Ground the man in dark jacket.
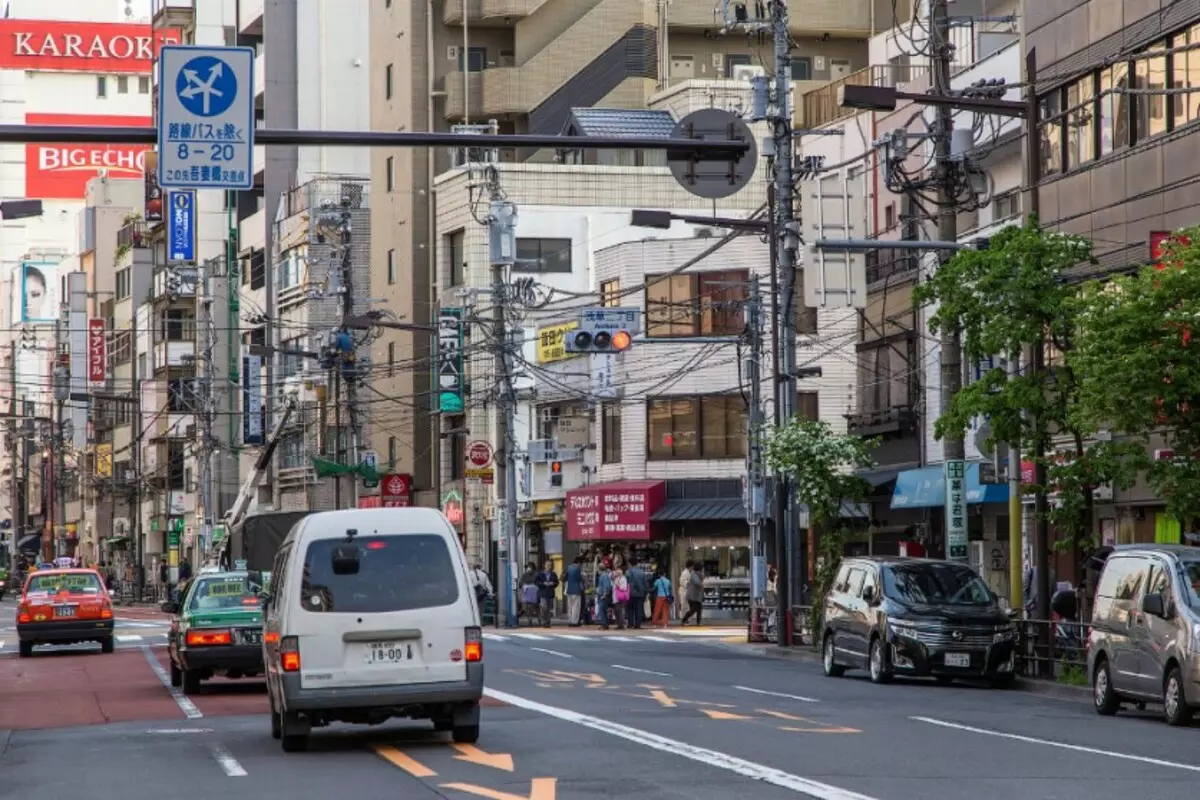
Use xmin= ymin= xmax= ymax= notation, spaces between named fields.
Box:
xmin=625 ymin=558 xmax=648 ymax=629
xmin=534 ymin=559 xmax=559 ymax=628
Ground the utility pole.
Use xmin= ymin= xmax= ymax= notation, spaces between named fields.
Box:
xmin=931 ymin=0 xmax=967 ymax=564
xmin=745 ymin=279 xmax=768 ymax=628
xmin=489 ymin=181 xmax=519 ymax=630
xmin=338 ymin=211 xmax=360 ymax=510
xmin=7 ymin=342 xmax=15 ymax=574
xmin=197 ymin=257 xmax=218 ymax=562
xmin=52 ymin=325 xmax=68 ymax=560
xmin=770 ymin=0 xmax=801 ymax=643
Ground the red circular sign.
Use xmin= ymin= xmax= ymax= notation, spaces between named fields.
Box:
xmin=383 ymin=474 xmax=409 ymax=496
xmin=466 ymin=441 xmax=493 ymax=468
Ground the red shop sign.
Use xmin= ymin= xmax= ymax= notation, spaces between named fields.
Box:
xmin=87 ymin=318 xmax=106 ymax=383
xmin=25 ymin=113 xmax=153 ymax=199
xmin=381 ymin=473 xmax=412 ymax=508
xmin=565 ymin=480 xmax=666 ymax=542
xmin=0 ymin=21 xmax=179 ymax=73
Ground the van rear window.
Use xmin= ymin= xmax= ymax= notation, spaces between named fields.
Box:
xmin=300 ymin=534 xmax=459 ymax=613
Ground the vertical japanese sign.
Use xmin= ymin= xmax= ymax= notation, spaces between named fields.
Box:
xmin=243 ymin=354 xmax=263 ymax=445
xmin=87 ymin=318 xmax=106 ymax=383
xmin=436 ymin=308 xmax=464 ymax=413
xmin=166 ymin=190 xmax=195 ymax=262
xmin=944 ymin=459 xmax=967 ymax=561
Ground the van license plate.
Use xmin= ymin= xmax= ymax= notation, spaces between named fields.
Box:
xmin=363 ymin=642 xmax=413 ymax=665
xmin=944 ymin=652 xmax=970 ymax=668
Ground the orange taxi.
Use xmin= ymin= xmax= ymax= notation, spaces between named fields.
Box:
xmin=16 ymin=568 xmax=114 ymax=657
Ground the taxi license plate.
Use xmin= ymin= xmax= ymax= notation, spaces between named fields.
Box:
xmin=944 ymin=652 xmax=970 ymax=668
xmin=240 ymin=629 xmax=262 ymax=645
xmin=363 ymin=641 xmax=413 ymax=665
xmin=53 ymin=605 xmax=77 ymax=618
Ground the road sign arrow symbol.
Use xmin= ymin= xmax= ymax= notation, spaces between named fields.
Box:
xmin=450 ymin=744 xmax=514 ymax=772
xmin=440 ymin=779 xmax=556 ymax=800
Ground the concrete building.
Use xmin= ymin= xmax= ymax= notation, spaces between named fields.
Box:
xmin=369 ymin=0 xmax=903 ymax=512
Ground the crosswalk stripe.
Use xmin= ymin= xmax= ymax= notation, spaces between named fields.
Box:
xmin=482 ymin=633 xmax=509 ymax=641
xmin=605 ymin=636 xmax=636 ymax=642
xmin=639 ymin=636 xmax=673 ymax=642
xmin=116 ymin=635 xmax=143 ymax=643
xmin=512 ymin=633 xmax=551 ymax=640
xmin=555 ymin=634 xmax=590 ymax=641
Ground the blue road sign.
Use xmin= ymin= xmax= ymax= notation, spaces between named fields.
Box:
xmin=166 ymin=190 xmax=195 ymax=262
xmin=158 ymin=45 xmax=255 ymax=190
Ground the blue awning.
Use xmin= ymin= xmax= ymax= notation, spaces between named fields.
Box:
xmin=890 ymin=464 xmax=1009 ymax=509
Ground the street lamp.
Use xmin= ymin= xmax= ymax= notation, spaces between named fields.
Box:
xmin=630 ymin=208 xmax=768 ymax=233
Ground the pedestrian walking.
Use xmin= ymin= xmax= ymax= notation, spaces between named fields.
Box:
xmin=469 ymin=562 xmax=493 ymax=605
xmin=625 ymin=557 xmax=648 ymax=629
xmin=595 ymin=562 xmax=613 ymax=629
xmin=519 ymin=563 xmax=539 ymax=626
xmin=610 ymin=565 xmax=629 ymax=630
xmin=682 ymin=564 xmax=705 ymax=626
xmin=651 ymin=568 xmax=672 ymax=628
xmin=178 ymin=557 xmax=192 ymax=583
xmin=535 ymin=559 xmax=559 ymax=627
xmin=564 ymin=556 xmax=584 ymax=626
xmin=678 ymin=560 xmax=693 ymax=618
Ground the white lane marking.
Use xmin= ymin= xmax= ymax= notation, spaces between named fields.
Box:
xmin=734 ymin=685 xmax=819 ymax=703
xmin=485 ymin=688 xmax=877 ymax=800
xmin=512 ymin=633 xmax=551 ymax=640
xmin=0 ymin=640 xmax=5 ymax=650
xmin=555 ymin=634 xmax=590 ymax=641
xmin=209 ymin=743 xmax=247 ymax=777
xmin=529 ymin=647 xmax=574 ymax=659
xmin=606 ymin=636 xmax=637 ymax=642
xmin=482 ymin=633 xmax=509 ymax=642
xmin=611 ymin=664 xmax=671 ymax=677
xmin=912 ymin=716 xmax=1200 ymax=773
xmin=141 ymin=645 xmax=202 ymax=720
xmin=668 ymin=628 xmax=745 ymax=637
xmin=147 ymin=728 xmax=213 ymax=734
xmin=640 ymin=636 xmax=673 ymax=643
xmin=116 ymin=635 xmax=144 ymax=643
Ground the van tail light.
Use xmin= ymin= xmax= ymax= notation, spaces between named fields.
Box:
xmin=186 ymin=629 xmax=232 ymax=646
xmin=281 ymin=635 xmax=301 ymax=672
xmin=17 ymin=603 xmax=30 ymax=624
xmin=464 ymin=626 xmax=482 ymax=662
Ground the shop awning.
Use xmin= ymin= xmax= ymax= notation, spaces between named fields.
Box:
xmin=565 ymin=480 xmax=666 ymax=541
xmin=650 ymin=499 xmax=744 ymax=521
xmin=890 ymin=464 xmax=1009 ymax=509
xmin=860 ymin=467 xmax=903 ymax=487
xmin=105 ymin=537 xmax=129 ymax=548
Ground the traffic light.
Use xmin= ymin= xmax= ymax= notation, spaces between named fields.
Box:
xmin=570 ymin=327 xmax=632 ymax=353
xmin=550 ymin=461 xmax=563 ymax=488
xmin=564 ymin=308 xmax=639 ymax=353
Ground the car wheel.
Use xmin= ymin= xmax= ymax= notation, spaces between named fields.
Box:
xmin=182 ymin=668 xmax=201 ymax=694
xmin=433 ymin=718 xmax=453 ymax=732
xmin=170 ymin=662 xmax=182 ymax=688
xmin=1092 ymin=657 xmax=1120 ymax=716
xmin=1164 ymin=666 xmax=1193 ymax=726
xmin=100 ymin=636 xmax=114 ymax=654
xmin=451 ymin=724 xmax=480 ymax=744
xmin=991 ymin=673 xmax=1016 ymax=690
xmin=280 ymin=712 xmax=309 ymax=753
xmin=868 ymin=637 xmax=893 ymax=684
xmin=18 ymin=641 xmax=32 ymax=658
xmin=822 ymin=633 xmax=845 ymax=677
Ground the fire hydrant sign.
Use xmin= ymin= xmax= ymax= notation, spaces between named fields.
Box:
xmin=87 ymin=318 xmax=106 ymax=383
xmin=944 ymin=459 xmax=968 ymax=561
xmin=157 ymin=45 xmax=255 ymax=190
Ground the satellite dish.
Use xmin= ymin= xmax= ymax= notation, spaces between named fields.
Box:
xmin=667 ymin=108 xmax=758 ymax=200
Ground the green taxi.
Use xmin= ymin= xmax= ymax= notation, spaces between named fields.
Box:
xmin=163 ymin=570 xmax=269 ymax=694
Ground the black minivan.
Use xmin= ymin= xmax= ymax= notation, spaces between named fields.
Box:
xmin=821 ymin=556 xmax=1017 ymax=688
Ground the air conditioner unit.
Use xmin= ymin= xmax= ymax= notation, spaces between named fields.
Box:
xmin=732 ymin=64 xmax=766 ymax=82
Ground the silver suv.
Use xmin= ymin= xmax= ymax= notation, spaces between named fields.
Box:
xmin=1088 ymin=544 xmax=1200 ymax=725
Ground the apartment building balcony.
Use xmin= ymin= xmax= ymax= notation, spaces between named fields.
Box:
xmin=239 ymin=0 xmax=264 ymax=35
xmin=151 ymin=0 xmax=193 ymax=31
xmin=443 ymin=0 xmax=548 ymax=26
xmin=444 ymin=72 xmax=485 ymax=121
xmin=151 ymin=411 xmax=195 ymax=441
xmin=152 ymin=266 xmax=198 ymax=302
xmin=116 ymin=219 xmax=151 ymax=255
xmin=154 ymin=340 xmax=196 ymax=372
xmin=847 ymin=404 xmax=918 ymax=437
xmin=798 ymin=63 xmax=929 ymax=129
xmin=667 ymin=0 xmax=902 ymax=38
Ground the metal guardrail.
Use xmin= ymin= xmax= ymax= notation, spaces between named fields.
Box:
xmin=1015 ymin=617 xmax=1088 ymax=684
xmin=800 ymin=64 xmax=931 ymax=129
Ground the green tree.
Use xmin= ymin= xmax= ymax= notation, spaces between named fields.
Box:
xmin=1072 ymin=229 xmax=1200 ymax=526
xmin=913 ymin=216 xmax=1139 ymax=549
xmin=763 ymin=417 xmax=875 ymax=635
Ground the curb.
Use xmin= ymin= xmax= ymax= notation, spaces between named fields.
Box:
xmin=727 ymin=641 xmax=1092 ymax=702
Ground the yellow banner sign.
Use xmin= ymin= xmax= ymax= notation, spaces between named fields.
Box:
xmin=536 ymin=322 xmax=579 ymax=364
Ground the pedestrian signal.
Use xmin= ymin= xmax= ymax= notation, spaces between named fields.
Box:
xmin=550 ymin=461 xmax=563 ymax=488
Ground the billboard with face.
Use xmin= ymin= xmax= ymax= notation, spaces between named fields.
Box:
xmin=16 ymin=261 xmax=59 ymax=323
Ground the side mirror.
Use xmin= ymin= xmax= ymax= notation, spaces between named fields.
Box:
xmin=259 ymin=592 xmax=272 ymax=609
xmin=862 ymin=585 xmax=875 ymax=603
xmin=1143 ymin=592 xmax=1165 ymax=618
xmin=161 ymin=601 xmax=179 ymax=614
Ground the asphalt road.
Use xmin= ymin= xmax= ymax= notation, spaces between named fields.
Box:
xmin=2 ymin=619 xmax=1200 ymax=799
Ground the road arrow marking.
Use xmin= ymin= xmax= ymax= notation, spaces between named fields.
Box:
xmin=451 ymin=744 xmax=514 ymax=772
xmin=440 ymin=779 xmax=556 ymax=800
xmin=702 ymin=709 xmax=751 ymax=720
xmin=759 ymin=709 xmax=808 ymax=721
xmin=373 ymin=745 xmax=436 ymax=777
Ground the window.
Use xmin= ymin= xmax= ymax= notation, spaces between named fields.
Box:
xmin=992 ymin=191 xmax=1019 ymax=221
xmin=448 ymin=424 xmax=466 ymax=481
xmin=187 ymin=575 xmax=261 ymax=611
xmin=161 ymin=308 xmax=194 ymax=341
xmin=845 ymin=568 xmax=866 ymax=597
xmin=388 ymin=342 xmax=396 ymax=375
xmin=96 ymin=75 xmax=107 ymax=97
xmin=861 ymin=566 xmax=878 ymax=600
xmin=387 ymin=248 xmax=396 ymax=285
xmin=600 ymin=279 xmax=620 ymax=307
xmin=601 ymin=402 xmax=621 ymax=463
xmin=646 ymin=395 xmax=746 ymax=460
xmin=1066 ymin=76 xmax=1095 ymax=168
xmin=790 ymin=57 xmax=812 ymax=81
xmin=388 ymin=436 xmax=397 ymax=466
xmin=724 ymin=53 xmax=752 ymax=77
xmin=385 ymin=63 xmax=394 ymax=99
xmin=1038 ymin=91 xmax=1062 ymax=176
xmin=1099 ymin=62 xmax=1132 ymax=154
xmin=1135 ymin=41 xmax=1168 ymax=139
xmin=514 ymin=238 xmax=572 ymax=273
xmin=1095 ymin=556 xmax=1142 ymax=599
xmin=797 ymin=391 xmax=819 ymax=421
xmin=138 ymin=76 xmax=150 ymax=94
xmin=445 ymin=230 xmax=464 ymax=287
xmin=115 ymin=268 xmax=131 ymax=300
xmin=167 ymin=440 xmax=186 ymax=491
xmin=1174 ymin=25 xmax=1200 ymax=127
xmin=385 ymin=156 xmax=394 ymax=192
xmin=645 ymin=270 xmax=749 ymax=337
xmin=300 ymin=534 xmax=459 ymax=613
xmin=459 ymin=46 xmax=487 ymax=72
xmin=167 ymin=378 xmax=197 ymax=412
xmin=116 ymin=75 xmax=129 ymax=94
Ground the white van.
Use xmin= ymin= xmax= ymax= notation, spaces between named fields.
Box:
xmin=262 ymin=508 xmax=483 ymax=752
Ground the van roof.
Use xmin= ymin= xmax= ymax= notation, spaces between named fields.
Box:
xmin=285 ymin=507 xmax=452 ymax=544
